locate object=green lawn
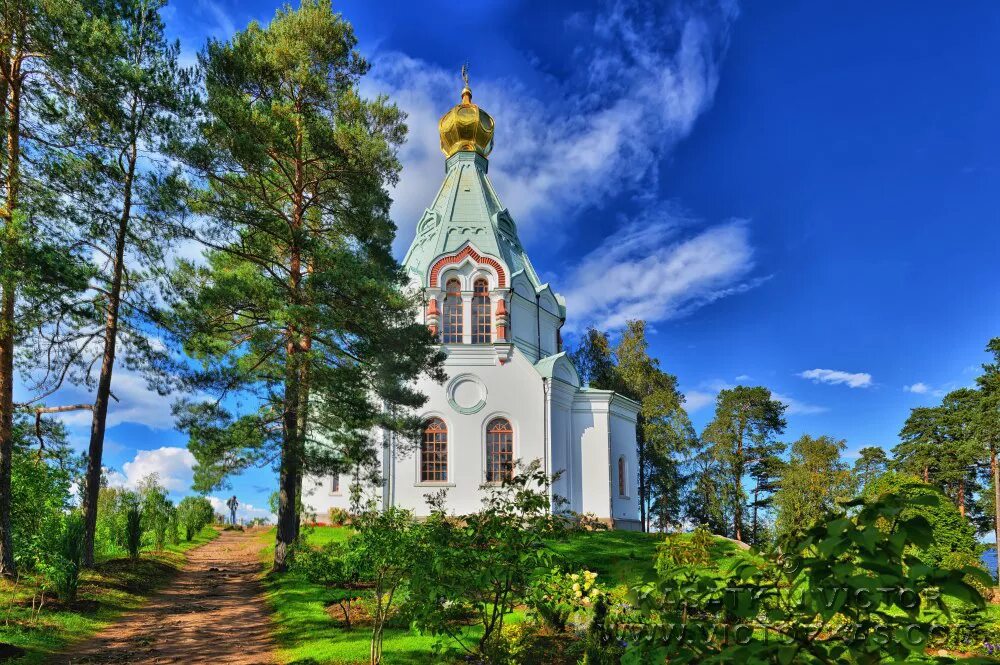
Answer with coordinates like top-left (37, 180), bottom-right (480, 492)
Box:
top-left (258, 526), bottom-right (727, 664)
top-left (0, 526), bottom-right (219, 664)
top-left (546, 529), bottom-right (749, 587)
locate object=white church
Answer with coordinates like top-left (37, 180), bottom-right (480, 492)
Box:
top-left (304, 79), bottom-right (642, 529)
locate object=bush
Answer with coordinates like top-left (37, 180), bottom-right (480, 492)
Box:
top-left (125, 503), bottom-right (143, 560)
top-left (37, 513), bottom-right (86, 604)
top-left (526, 568), bottom-right (599, 633)
top-left (10, 422), bottom-right (75, 571)
top-left (328, 507), bottom-right (351, 526)
top-left (619, 490), bottom-right (991, 663)
top-left (178, 496), bottom-right (214, 541)
top-left (292, 542), bottom-right (366, 629)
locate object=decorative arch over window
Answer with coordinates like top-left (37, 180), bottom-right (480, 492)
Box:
top-left (442, 278), bottom-right (463, 344)
top-left (617, 456), bottom-right (627, 497)
top-left (485, 418), bottom-right (514, 483)
top-left (471, 278), bottom-right (491, 344)
top-left (421, 418), bottom-right (448, 482)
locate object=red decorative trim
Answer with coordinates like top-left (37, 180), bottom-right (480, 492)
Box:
top-left (429, 246), bottom-right (507, 288)
top-left (494, 299), bottom-right (507, 316)
top-left (426, 297), bottom-right (439, 316)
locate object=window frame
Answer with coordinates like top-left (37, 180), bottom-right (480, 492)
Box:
top-left (617, 455), bottom-right (628, 498)
top-left (484, 417), bottom-right (514, 484)
top-left (471, 278), bottom-right (492, 344)
top-left (442, 278), bottom-right (464, 344)
top-left (419, 417), bottom-right (449, 484)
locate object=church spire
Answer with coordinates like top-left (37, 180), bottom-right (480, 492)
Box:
top-left (438, 65), bottom-right (495, 158)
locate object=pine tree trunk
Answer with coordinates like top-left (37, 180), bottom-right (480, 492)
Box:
top-left (637, 429), bottom-right (646, 532)
top-left (82, 144), bottom-right (136, 567)
top-left (993, 449), bottom-right (1000, 584)
top-left (0, 67), bottom-right (21, 578)
top-left (958, 479), bottom-right (966, 518)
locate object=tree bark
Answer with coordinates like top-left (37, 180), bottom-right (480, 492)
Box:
top-left (992, 449), bottom-right (1000, 584)
top-left (957, 479), bottom-right (966, 518)
top-left (0, 65), bottom-right (22, 578)
top-left (81, 142), bottom-right (136, 567)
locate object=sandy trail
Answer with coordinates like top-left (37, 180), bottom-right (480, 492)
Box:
top-left (54, 529), bottom-right (278, 665)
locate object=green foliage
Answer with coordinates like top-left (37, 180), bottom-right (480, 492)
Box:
top-left (177, 496), bottom-right (214, 542)
top-left (327, 506), bottom-right (351, 526)
top-left (655, 525), bottom-right (713, 575)
top-left (864, 472), bottom-right (978, 567)
top-left (701, 385), bottom-right (787, 542)
top-left (852, 446), bottom-right (889, 493)
top-left (774, 434), bottom-right (854, 535)
top-left (621, 490), bottom-right (992, 664)
top-left (167, 0), bottom-right (443, 572)
top-left (9, 421), bottom-right (75, 571)
top-left (526, 568), bottom-right (599, 633)
top-left (125, 504), bottom-right (143, 561)
top-left (291, 541), bottom-right (365, 629)
top-left (34, 512), bottom-right (87, 604)
top-left (410, 461), bottom-right (560, 658)
top-left (138, 475), bottom-right (173, 551)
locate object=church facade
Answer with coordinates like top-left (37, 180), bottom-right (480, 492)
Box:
top-left (304, 79), bottom-right (641, 529)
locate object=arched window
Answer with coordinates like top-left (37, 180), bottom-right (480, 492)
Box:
top-left (331, 475), bottom-right (340, 494)
top-left (442, 279), bottom-right (463, 343)
top-left (618, 456), bottom-right (627, 497)
top-left (485, 418), bottom-right (514, 483)
top-left (421, 418), bottom-right (448, 482)
top-left (471, 278), bottom-right (492, 344)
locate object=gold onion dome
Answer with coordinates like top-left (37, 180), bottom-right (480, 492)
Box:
top-left (439, 67), bottom-right (494, 158)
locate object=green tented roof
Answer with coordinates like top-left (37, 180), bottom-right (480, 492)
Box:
top-left (402, 152), bottom-right (544, 291)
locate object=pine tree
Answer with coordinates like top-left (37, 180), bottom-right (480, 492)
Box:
top-left (0, 0), bottom-right (100, 577)
top-left (975, 337), bottom-right (1000, 580)
top-left (41, 0), bottom-right (194, 567)
top-left (168, 0), bottom-right (442, 571)
top-left (852, 446), bottom-right (888, 493)
top-left (702, 386), bottom-right (786, 542)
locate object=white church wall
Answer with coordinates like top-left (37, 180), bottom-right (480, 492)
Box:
top-left (609, 397), bottom-right (642, 529)
top-left (389, 346), bottom-right (547, 516)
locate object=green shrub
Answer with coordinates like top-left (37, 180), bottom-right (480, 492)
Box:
top-left (526, 568), bottom-right (598, 633)
top-left (178, 496), bottom-right (214, 541)
top-left (37, 513), bottom-right (86, 604)
top-left (125, 504), bottom-right (143, 560)
top-left (327, 506), bottom-right (350, 526)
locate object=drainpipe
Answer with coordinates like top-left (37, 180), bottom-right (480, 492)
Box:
top-left (607, 398), bottom-right (615, 530)
top-left (535, 292), bottom-right (542, 360)
top-left (543, 378), bottom-right (551, 513)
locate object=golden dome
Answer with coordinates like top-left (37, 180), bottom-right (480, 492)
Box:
top-left (439, 75), bottom-right (494, 158)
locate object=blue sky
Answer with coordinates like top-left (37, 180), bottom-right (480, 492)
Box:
top-left (39, 0), bottom-right (1000, 518)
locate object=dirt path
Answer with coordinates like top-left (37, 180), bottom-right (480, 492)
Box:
top-left (53, 529), bottom-right (278, 665)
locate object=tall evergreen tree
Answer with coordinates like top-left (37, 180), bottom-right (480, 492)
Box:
top-left (169, 0), bottom-right (442, 571)
top-left (852, 446), bottom-right (888, 494)
top-left (568, 327), bottom-right (618, 390)
top-left (746, 440), bottom-right (784, 546)
top-left (975, 337), bottom-right (1000, 580)
top-left (42, 0), bottom-right (193, 567)
top-left (702, 386), bottom-right (786, 542)
top-left (893, 406), bottom-right (943, 484)
top-left (0, 0), bottom-right (98, 576)
top-left (614, 321), bottom-right (694, 531)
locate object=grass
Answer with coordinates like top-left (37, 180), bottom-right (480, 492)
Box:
top-left (260, 525), bottom-right (473, 665)
top-left (546, 529), bottom-right (750, 587)
top-left (259, 526), bottom-right (745, 664)
top-left (0, 526), bottom-right (218, 664)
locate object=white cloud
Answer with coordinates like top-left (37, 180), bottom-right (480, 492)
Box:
top-left (771, 392), bottom-right (828, 416)
top-left (798, 368), bottom-right (873, 389)
top-left (208, 495), bottom-right (275, 523)
top-left (109, 446), bottom-right (196, 493)
top-left (684, 390), bottom-right (716, 412)
top-left (364, 0), bottom-right (739, 252)
top-left (51, 367), bottom-right (177, 430)
top-left (562, 216), bottom-right (763, 331)
top-left (904, 382), bottom-right (930, 394)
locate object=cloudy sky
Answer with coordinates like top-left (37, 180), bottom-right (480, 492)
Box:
top-left (35, 0), bottom-right (1000, 516)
